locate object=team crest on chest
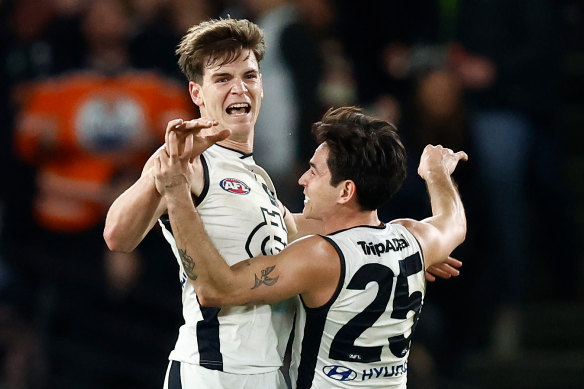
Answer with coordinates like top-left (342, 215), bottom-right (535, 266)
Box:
top-left (220, 178), bottom-right (251, 195)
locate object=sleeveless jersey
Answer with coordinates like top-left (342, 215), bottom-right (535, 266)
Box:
top-left (159, 144), bottom-right (295, 374)
top-left (290, 223), bottom-right (426, 388)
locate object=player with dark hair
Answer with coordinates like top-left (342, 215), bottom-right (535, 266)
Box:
top-left (154, 106), bottom-right (468, 388)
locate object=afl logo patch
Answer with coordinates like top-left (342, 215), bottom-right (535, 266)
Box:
top-left (220, 178), bottom-right (251, 195)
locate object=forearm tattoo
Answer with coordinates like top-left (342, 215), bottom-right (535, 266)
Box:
top-left (252, 265), bottom-right (279, 289)
top-left (178, 248), bottom-right (198, 280)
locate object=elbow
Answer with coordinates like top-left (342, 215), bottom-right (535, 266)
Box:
top-left (103, 224), bottom-right (135, 253)
top-left (455, 219), bottom-right (467, 247)
top-left (195, 284), bottom-right (229, 308)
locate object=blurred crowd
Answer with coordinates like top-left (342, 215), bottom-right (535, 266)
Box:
top-left (0, 0), bottom-right (582, 388)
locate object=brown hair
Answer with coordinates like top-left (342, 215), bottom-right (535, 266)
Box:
top-left (312, 106), bottom-right (407, 211)
top-left (176, 18), bottom-right (265, 83)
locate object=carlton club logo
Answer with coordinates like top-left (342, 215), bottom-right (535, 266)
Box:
top-left (322, 365), bottom-right (357, 382)
top-left (220, 178), bottom-right (251, 195)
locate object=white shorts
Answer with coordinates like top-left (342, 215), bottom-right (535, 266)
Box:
top-left (163, 360), bottom-right (288, 389)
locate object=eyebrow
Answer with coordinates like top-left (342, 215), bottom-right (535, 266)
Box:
top-left (210, 69), bottom-right (258, 78)
top-left (309, 162), bottom-right (319, 174)
top-left (211, 72), bottom-right (232, 79)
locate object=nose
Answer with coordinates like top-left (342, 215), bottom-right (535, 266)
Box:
top-left (231, 78), bottom-right (248, 94)
top-left (298, 170), bottom-right (308, 186)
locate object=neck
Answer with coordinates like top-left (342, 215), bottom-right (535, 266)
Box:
top-left (216, 137), bottom-right (253, 154)
top-left (322, 208), bottom-right (381, 235)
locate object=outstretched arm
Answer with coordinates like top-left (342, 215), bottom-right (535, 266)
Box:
top-left (155, 132), bottom-right (338, 307)
top-left (393, 145), bottom-right (468, 268)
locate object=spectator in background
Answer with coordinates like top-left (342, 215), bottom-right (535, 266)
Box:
top-left (129, 0), bottom-right (216, 81)
top-left (0, 1), bottom-right (84, 387)
top-left (10, 0), bottom-right (193, 387)
top-left (451, 0), bottom-right (577, 359)
top-left (230, 0), bottom-right (325, 208)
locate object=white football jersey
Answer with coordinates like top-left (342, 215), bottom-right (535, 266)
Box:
top-left (159, 144), bottom-right (295, 374)
top-left (289, 223), bottom-right (426, 388)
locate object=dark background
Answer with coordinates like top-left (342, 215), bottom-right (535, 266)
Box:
top-left (0, 0), bottom-right (583, 388)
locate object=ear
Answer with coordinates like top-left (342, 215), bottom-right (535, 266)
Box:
top-left (189, 81), bottom-right (204, 107)
top-left (337, 180), bottom-right (357, 205)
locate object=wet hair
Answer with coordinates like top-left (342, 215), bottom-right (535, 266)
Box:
top-left (312, 106), bottom-right (407, 211)
top-left (176, 18), bottom-right (265, 83)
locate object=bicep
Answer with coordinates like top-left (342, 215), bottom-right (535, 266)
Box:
top-left (391, 219), bottom-right (450, 268)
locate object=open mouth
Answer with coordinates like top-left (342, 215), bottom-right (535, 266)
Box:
top-left (226, 103), bottom-right (251, 115)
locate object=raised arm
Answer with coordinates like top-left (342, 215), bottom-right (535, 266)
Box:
top-left (104, 118), bottom-right (229, 252)
top-left (155, 132), bottom-right (338, 307)
top-left (103, 149), bottom-right (167, 252)
top-left (393, 145), bottom-right (468, 268)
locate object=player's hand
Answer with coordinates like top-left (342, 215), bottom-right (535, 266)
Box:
top-left (418, 145), bottom-right (468, 180)
top-left (164, 118), bottom-right (231, 161)
top-left (154, 131), bottom-right (194, 196)
top-left (425, 256), bottom-right (462, 282)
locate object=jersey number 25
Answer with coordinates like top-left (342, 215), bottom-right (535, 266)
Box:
top-left (329, 252), bottom-right (423, 363)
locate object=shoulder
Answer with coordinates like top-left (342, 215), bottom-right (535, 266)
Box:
top-left (283, 235), bottom-right (342, 307)
top-left (289, 234), bottom-right (338, 253)
top-left (391, 218), bottom-right (431, 240)
top-left (282, 235), bottom-right (341, 273)
top-left (390, 218), bottom-right (444, 267)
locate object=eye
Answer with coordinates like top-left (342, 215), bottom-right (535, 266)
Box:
top-left (245, 73), bottom-right (258, 80)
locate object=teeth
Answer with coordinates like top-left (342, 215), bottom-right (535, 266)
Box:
top-left (228, 103), bottom-right (249, 109)
top-left (304, 195), bottom-right (310, 203)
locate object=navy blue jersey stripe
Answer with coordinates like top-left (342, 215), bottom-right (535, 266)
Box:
top-left (320, 236), bottom-right (347, 308)
top-left (196, 300), bottom-right (223, 371)
top-left (400, 250), bottom-right (423, 275)
top-left (295, 305), bottom-right (327, 388)
top-left (167, 360), bottom-right (182, 389)
top-left (194, 153), bottom-right (210, 206)
top-left (327, 222), bottom-right (386, 236)
top-left (296, 236), bottom-right (346, 389)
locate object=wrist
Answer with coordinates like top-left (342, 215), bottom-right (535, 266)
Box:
top-left (423, 170), bottom-right (450, 184)
top-left (162, 177), bottom-right (191, 198)
top-left (165, 186), bottom-right (193, 212)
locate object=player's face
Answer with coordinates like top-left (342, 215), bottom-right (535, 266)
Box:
top-left (298, 143), bottom-right (341, 220)
top-left (190, 50), bottom-right (263, 140)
